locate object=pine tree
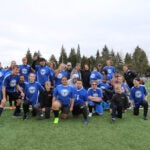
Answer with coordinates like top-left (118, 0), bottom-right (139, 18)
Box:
top-left (76, 44), bottom-right (81, 63)
top-left (68, 48), bottom-right (77, 67)
top-left (101, 45), bottom-right (110, 65)
top-left (96, 50), bottom-right (101, 65)
top-left (58, 45), bottom-right (67, 64)
top-left (115, 52), bottom-right (123, 71)
top-left (25, 48), bottom-right (33, 65)
top-left (124, 52), bottom-right (132, 66)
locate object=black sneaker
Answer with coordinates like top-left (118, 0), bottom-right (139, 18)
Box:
top-left (143, 116), bottom-right (148, 120)
top-left (13, 113), bottom-right (22, 118)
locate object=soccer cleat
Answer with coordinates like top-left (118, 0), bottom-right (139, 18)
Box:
top-left (143, 116), bottom-right (148, 120)
top-left (84, 119), bottom-right (88, 125)
top-left (54, 118), bottom-right (59, 124)
top-left (88, 113), bottom-right (92, 117)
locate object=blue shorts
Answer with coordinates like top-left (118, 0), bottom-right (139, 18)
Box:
top-left (88, 100), bottom-right (103, 114)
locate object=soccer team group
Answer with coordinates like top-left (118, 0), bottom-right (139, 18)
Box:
top-left (0, 57), bottom-right (148, 125)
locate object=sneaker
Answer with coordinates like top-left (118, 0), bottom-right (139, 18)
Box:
top-left (111, 118), bottom-right (115, 124)
top-left (54, 118), bottom-right (59, 124)
top-left (84, 119), bottom-right (88, 125)
top-left (88, 113), bottom-right (92, 117)
top-left (143, 116), bottom-right (148, 120)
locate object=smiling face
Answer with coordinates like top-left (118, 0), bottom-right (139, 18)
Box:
top-left (61, 77), bottom-right (68, 86)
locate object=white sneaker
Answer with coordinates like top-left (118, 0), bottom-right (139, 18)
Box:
top-left (88, 113), bottom-right (92, 117)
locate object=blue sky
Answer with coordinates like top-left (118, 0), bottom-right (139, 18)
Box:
top-left (0, 0), bottom-right (150, 66)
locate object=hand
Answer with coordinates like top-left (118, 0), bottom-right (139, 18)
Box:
top-left (21, 92), bottom-right (25, 97)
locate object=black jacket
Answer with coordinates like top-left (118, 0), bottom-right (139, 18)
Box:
top-left (110, 93), bottom-right (128, 109)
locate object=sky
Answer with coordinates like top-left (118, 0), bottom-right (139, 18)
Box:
top-left (0, 0), bottom-right (150, 67)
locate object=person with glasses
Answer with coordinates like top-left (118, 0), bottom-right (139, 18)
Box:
top-left (87, 80), bottom-right (103, 117)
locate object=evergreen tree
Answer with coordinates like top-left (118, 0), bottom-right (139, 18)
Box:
top-left (25, 48), bottom-right (33, 65)
top-left (115, 52), bottom-right (123, 71)
top-left (49, 54), bottom-right (58, 66)
top-left (58, 45), bottom-right (67, 64)
top-left (76, 44), bottom-right (81, 63)
top-left (101, 45), bottom-right (110, 65)
top-left (96, 50), bottom-right (101, 65)
top-left (110, 49), bottom-right (116, 65)
top-left (124, 52), bottom-right (132, 66)
top-left (81, 55), bottom-right (90, 69)
top-left (68, 48), bottom-right (77, 67)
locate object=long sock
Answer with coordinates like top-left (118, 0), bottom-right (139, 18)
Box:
top-left (88, 105), bottom-right (93, 113)
top-left (82, 107), bottom-right (88, 119)
top-left (54, 110), bottom-right (59, 118)
top-left (0, 107), bottom-right (3, 116)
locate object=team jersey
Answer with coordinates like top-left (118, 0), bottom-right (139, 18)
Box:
top-left (54, 70), bottom-right (67, 87)
top-left (74, 87), bottom-right (88, 106)
top-left (87, 87), bottom-right (103, 100)
top-left (24, 82), bottom-right (44, 105)
top-left (103, 66), bottom-right (115, 79)
top-left (90, 71), bottom-right (103, 83)
top-left (121, 82), bottom-right (130, 95)
top-left (35, 65), bottom-right (53, 86)
top-left (0, 68), bottom-right (6, 90)
top-left (3, 74), bottom-right (20, 93)
top-left (53, 84), bottom-right (74, 106)
top-left (19, 64), bottom-right (31, 82)
top-left (130, 85), bottom-right (148, 105)
top-left (98, 81), bottom-right (110, 89)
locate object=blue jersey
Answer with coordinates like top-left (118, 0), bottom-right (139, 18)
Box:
top-left (90, 71), bottom-right (103, 83)
top-left (74, 87), bottom-right (88, 106)
top-left (53, 84), bottom-right (74, 106)
top-left (130, 85), bottom-right (148, 105)
top-left (19, 64), bottom-right (31, 82)
top-left (104, 66), bottom-right (115, 79)
top-left (5, 69), bottom-right (12, 77)
top-left (0, 68), bottom-right (6, 90)
top-left (87, 87), bottom-right (103, 100)
top-left (54, 70), bottom-right (67, 87)
top-left (35, 65), bottom-right (53, 86)
top-left (98, 81), bottom-right (110, 90)
top-left (24, 82), bottom-right (44, 105)
top-left (3, 74), bottom-right (20, 93)
top-left (121, 82), bottom-right (130, 95)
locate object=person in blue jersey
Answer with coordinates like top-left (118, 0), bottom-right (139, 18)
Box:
top-left (52, 76), bottom-right (75, 124)
top-left (101, 69), bottom-right (112, 83)
top-left (31, 56), bottom-right (53, 87)
top-left (130, 77), bottom-right (148, 120)
top-left (90, 66), bottom-right (103, 84)
top-left (54, 63), bottom-right (67, 87)
top-left (73, 80), bottom-right (88, 124)
top-left (23, 73), bottom-right (44, 120)
top-left (98, 77), bottom-right (113, 110)
top-left (5, 60), bottom-right (17, 110)
top-left (0, 62), bottom-right (6, 103)
top-left (110, 84), bottom-right (128, 123)
top-left (19, 57), bottom-right (31, 82)
top-left (103, 60), bottom-right (115, 80)
top-left (1, 65), bottom-right (24, 118)
top-left (87, 80), bottom-right (103, 117)
top-left (37, 81), bottom-right (53, 119)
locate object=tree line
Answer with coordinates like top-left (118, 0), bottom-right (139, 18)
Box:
top-left (26, 44), bottom-right (150, 75)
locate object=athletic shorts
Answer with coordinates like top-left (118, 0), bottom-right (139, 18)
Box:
top-left (6, 92), bottom-right (20, 101)
top-left (61, 105), bottom-right (70, 114)
top-left (72, 103), bottom-right (85, 115)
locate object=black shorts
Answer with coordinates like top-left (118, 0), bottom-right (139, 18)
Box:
top-left (72, 103), bottom-right (85, 116)
top-left (61, 105), bottom-right (70, 114)
top-left (7, 92), bottom-right (20, 101)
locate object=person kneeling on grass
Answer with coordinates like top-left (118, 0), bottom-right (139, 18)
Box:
top-left (37, 81), bottom-right (53, 119)
top-left (87, 80), bottom-right (103, 117)
top-left (73, 80), bottom-right (88, 124)
top-left (130, 77), bottom-right (148, 120)
top-left (52, 77), bottom-right (75, 124)
top-left (110, 84), bottom-right (128, 123)
top-left (23, 73), bottom-right (44, 120)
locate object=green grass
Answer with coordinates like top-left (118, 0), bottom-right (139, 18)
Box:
top-left (0, 81), bottom-right (150, 150)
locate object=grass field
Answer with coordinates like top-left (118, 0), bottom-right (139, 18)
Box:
top-left (0, 81), bottom-right (150, 150)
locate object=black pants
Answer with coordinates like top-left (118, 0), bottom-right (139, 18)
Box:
top-left (134, 100), bottom-right (148, 117)
top-left (23, 100), bottom-right (37, 116)
top-left (111, 104), bottom-right (123, 119)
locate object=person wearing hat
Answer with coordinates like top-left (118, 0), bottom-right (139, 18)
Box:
top-left (31, 56), bottom-right (53, 87)
top-left (130, 77), bottom-right (148, 120)
top-left (66, 62), bottom-right (72, 79)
